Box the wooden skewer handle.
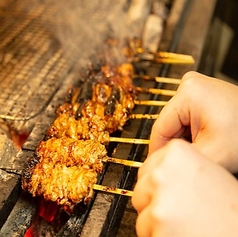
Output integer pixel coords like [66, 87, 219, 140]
[157, 51, 195, 60]
[93, 184, 133, 197]
[109, 137, 149, 144]
[130, 114, 159, 119]
[136, 87, 176, 96]
[155, 77, 181, 84]
[133, 75, 181, 84]
[134, 51, 195, 64]
[103, 157, 142, 168]
[134, 100, 167, 106]
[153, 58, 195, 64]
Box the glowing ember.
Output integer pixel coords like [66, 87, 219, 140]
[24, 227, 34, 237]
[38, 199, 60, 222]
[9, 130, 29, 150]
[24, 199, 62, 237]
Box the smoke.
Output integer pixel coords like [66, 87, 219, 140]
[34, 0, 151, 66]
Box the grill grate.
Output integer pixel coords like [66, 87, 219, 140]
[0, 2, 71, 121]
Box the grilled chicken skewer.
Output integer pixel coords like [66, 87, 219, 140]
[20, 137, 141, 207]
[127, 38, 195, 64]
[1, 157, 142, 175]
[0, 166, 134, 197]
[0, 168, 135, 199]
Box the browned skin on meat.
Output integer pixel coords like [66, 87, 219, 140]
[48, 63, 137, 138]
[22, 138, 107, 207]
[47, 113, 110, 144]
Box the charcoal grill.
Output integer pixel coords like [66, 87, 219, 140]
[0, 0, 220, 236]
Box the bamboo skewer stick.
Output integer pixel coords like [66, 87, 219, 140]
[102, 157, 142, 168]
[133, 47, 194, 60]
[134, 100, 168, 106]
[153, 58, 195, 64]
[129, 114, 159, 119]
[156, 51, 194, 61]
[134, 52, 195, 64]
[136, 87, 176, 96]
[93, 184, 133, 197]
[133, 57, 194, 64]
[154, 77, 181, 84]
[133, 75, 181, 84]
[109, 137, 149, 144]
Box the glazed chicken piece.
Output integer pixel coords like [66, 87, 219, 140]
[47, 113, 110, 144]
[50, 63, 137, 138]
[21, 137, 107, 207]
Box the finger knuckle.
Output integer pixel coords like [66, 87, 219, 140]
[181, 71, 204, 92]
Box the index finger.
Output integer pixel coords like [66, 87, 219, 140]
[148, 95, 190, 156]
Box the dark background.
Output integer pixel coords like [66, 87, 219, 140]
[219, 0, 238, 80]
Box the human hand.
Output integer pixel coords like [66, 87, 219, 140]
[149, 71, 238, 172]
[132, 139, 238, 237]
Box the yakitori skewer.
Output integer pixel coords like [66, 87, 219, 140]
[0, 166, 134, 197]
[133, 75, 181, 84]
[136, 87, 176, 96]
[93, 184, 133, 197]
[134, 100, 168, 106]
[109, 137, 149, 144]
[0, 157, 143, 176]
[129, 114, 159, 119]
[128, 37, 195, 64]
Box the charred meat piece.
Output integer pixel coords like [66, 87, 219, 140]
[76, 81, 93, 118]
[47, 113, 110, 144]
[104, 87, 120, 116]
[22, 138, 107, 207]
[49, 63, 137, 137]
